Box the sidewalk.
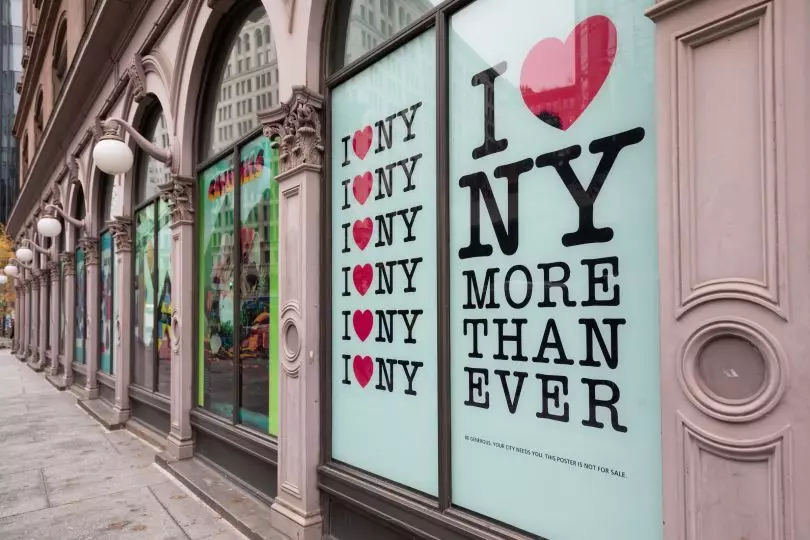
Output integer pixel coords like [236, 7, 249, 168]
[0, 352, 247, 540]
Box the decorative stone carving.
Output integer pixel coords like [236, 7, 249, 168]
[78, 237, 99, 266]
[260, 86, 324, 174]
[159, 176, 195, 223]
[30, 271, 40, 290]
[68, 157, 80, 186]
[92, 117, 105, 143]
[48, 261, 59, 282]
[39, 269, 50, 286]
[60, 252, 75, 276]
[107, 217, 133, 252]
[128, 54, 146, 103]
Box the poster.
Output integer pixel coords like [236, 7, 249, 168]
[331, 29, 438, 495]
[74, 248, 86, 364]
[448, 1, 661, 538]
[100, 232, 113, 374]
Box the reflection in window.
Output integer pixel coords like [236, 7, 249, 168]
[205, 6, 278, 158]
[341, 0, 444, 69]
[133, 105, 172, 394]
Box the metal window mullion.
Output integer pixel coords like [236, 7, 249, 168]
[232, 144, 242, 426]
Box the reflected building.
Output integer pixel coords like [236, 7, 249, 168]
[0, 0, 20, 224]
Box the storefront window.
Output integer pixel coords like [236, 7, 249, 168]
[197, 3, 280, 435]
[74, 247, 85, 364]
[328, 0, 660, 538]
[132, 105, 172, 394]
[99, 174, 115, 374]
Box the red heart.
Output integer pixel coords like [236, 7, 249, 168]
[353, 172, 373, 205]
[352, 126, 373, 159]
[353, 264, 373, 296]
[519, 15, 617, 131]
[353, 355, 374, 388]
[353, 309, 373, 342]
[352, 218, 373, 250]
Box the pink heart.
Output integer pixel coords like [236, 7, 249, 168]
[353, 355, 373, 388]
[352, 218, 373, 251]
[353, 172, 373, 205]
[352, 126, 373, 159]
[520, 15, 617, 130]
[353, 309, 373, 342]
[353, 264, 373, 296]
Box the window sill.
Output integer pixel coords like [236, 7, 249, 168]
[129, 384, 170, 413]
[190, 408, 278, 466]
[97, 370, 115, 388]
[319, 462, 532, 540]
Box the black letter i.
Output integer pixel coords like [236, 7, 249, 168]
[342, 223, 350, 253]
[342, 355, 351, 384]
[341, 178, 351, 210]
[342, 311, 351, 340]
[342, 135, 351, 167]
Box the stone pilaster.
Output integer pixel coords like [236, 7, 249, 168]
[29, 272, 39, 366]
[48, 261, 60, 376]
[15, 283, 24, 358]
[159, 176, 195, 460]
[109, 217, 132, 423]
[61, 253, 75, 387]
[38, 269, 49, 370]
[79, 237, 99, 399]
[12, 284, 20, 354]
[21, 279, 29, 359]
[259, 85, 324, 540]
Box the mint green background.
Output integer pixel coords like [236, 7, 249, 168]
[448, 1, 661, 538]
[100, 231, 113, 374]
[331, 29, 438, 495]
[74, 248, 85, 364]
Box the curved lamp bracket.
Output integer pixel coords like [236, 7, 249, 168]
[45, 204, 85, 229]
[20, 238, 50, 255]
[10, 258, 33, 270]
[104, 117, 173, 166]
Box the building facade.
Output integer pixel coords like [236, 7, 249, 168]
[0, 0, 20, 224]
[6, 0, 810, 539]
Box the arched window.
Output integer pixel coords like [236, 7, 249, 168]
[197, 2, 280, 436]
[132, 103, 171, 395]
[52, 15, 68, 98]
[98, 173, 115, 375]
[335, 0, 437, 70]
[243, 33, 250, 51]
[34, 88, 44, 144]
[263, 24, 270, 45]
[72, 183, 86, 364]
[255, 28, 262, 47]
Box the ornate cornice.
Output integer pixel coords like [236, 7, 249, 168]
[159, 175, 195, 224]
[108, 216, 132, 252]
[78, 237, 99, 266]
[260, 86, 324, 174]
[60, 252, 75, 277]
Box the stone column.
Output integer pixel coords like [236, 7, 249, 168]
[29, 271, 39, 367]
[80, 237, 99, 399]
[21, 279, 29, 359]
[109, 217, 132, 423]
[38, 269, 49, 370]
[13, 284, 22, 356]
[61, 253, 75, 387]
[158, 176, 195, 460]
[48, 261, 60, 376]
[260, 86, 323, 540]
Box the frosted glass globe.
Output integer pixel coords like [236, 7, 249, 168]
[93, 137, 134, 175]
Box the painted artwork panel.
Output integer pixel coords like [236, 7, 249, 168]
[99, 231, 113, 374]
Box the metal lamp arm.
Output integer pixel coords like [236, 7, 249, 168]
[21, 239, 49, 255]
[10, 258, 33, 270]
[106, 117, 172, 164]
[45, 204, 85, 229]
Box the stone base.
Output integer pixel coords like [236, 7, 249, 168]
[26, 358, 43, 372]
[45, 373, 67, 391]
[71, 384, 98, 400]
[126, 418, 167, 451]
[77, 397, 123, 430]
[165, 433, 194, 461]
[271, 500, 323, 540]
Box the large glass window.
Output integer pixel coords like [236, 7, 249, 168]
[204, 5, 278, 158]
[132, 105, 172, 395]
[327, 1, 660, 538]
[73, 186, 86, 364]
[99, 174, 115, 374]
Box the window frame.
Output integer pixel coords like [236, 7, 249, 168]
[193, 0, 278, 438]
[130, 102, 172, 395]
[320, 1, 540, 540]
[98, 172, 115, 376]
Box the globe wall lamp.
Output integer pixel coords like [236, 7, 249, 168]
[0, 275, 8, 285]
[93, 117, 172, 176]
[3, 264, 19, 277]
[8, 258, 32, 271]
[19, 238, 50, 257]
[14, 246, 34, 263]
[38, 204, 85, 239]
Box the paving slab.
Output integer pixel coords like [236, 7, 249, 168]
[0, 353, 247, 540]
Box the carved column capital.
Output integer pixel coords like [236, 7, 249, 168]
[159, 175, 195, 224]
[128, 54, 146, 103]
[48, 261, 59, 282]
[60, 252, 75, 276]
[259, 86, 324, 174]
[78, 237, 99, 266]
[108, 217, 133, 252]
[30, 271, 40, 290]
